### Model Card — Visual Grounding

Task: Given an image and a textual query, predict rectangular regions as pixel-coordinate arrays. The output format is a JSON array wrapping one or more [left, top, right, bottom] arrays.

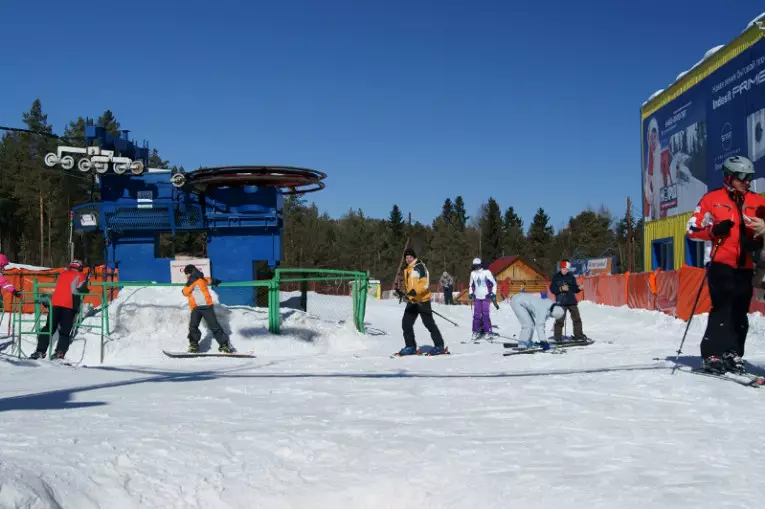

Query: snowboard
[[687, 368, 765, 387], [503, 338, 594, 356], [162, 350, 256, 359]]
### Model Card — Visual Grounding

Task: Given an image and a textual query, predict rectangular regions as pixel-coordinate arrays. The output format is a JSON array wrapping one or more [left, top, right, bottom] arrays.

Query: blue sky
[[2, 1, 763, 231]]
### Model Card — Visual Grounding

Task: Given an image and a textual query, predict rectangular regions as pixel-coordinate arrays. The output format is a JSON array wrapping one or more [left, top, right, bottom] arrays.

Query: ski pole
[[431, 309, 459, 327], [672, 238, 722, 374]]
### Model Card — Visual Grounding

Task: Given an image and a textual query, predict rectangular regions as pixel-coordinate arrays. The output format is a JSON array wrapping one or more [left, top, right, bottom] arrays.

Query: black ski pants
[[443, 286, 453, 305], [700, 262, 753, 359], [189, 306, 230, 346], [553, 304, 584, 339], [36, 306, 76, 355], [402, 301, 444, 349]]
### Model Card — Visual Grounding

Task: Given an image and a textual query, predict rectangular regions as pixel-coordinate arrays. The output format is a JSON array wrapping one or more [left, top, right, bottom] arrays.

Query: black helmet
[[183, 264, 196, 275]]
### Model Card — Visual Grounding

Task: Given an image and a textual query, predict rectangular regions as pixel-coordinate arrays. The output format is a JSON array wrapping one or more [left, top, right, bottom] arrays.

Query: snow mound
[[0, 460, 62, 509], [744, 11, 765, 31], [59, 286, 368, 365], [5, 263, 51, 271]]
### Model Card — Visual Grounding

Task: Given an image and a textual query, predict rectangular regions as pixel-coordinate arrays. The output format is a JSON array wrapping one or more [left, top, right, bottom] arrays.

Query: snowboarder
[[439, 271, 454, 305], [182, 264, 234, 353], [509, 292, 565, 348], [468, 258, 496, 340], [549, 260, 586, 342], [687, 155, 765, 374], [394, 248, 447, 355], [0, 254, 21, 300], [30, 259, 89, 360]]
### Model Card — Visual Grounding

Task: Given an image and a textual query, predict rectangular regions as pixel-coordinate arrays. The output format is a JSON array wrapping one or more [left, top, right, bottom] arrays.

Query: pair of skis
[[502, 337, 594, 356], [686, 367, 765, 387]]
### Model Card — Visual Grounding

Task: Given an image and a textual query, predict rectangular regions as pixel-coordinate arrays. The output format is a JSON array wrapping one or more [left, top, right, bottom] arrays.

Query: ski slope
[[1, 288, 765, 509]]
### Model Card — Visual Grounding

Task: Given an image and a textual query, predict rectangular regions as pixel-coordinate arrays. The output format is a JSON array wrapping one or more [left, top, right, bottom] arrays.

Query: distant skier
[[182, 264, 234, 353], [549, 260, 587, 342], [687, 155, 765, 374], [439, 271, 454, 305], [0, 254, 21, 299], [30, 260, 89, 360], [509, 292, 565, 348], [394, 248, 447, 355], [468, 258, 496, 340]]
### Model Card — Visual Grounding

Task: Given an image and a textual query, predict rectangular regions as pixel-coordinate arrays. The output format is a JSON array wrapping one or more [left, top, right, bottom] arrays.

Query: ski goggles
[[727, 171, 754, 182]]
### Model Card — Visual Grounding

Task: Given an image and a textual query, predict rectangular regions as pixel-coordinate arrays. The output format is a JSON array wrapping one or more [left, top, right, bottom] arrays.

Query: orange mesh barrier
[[627, 272, 654, 310], [576, 276, 584, 302], [654, 270, 679, 316], [676, 266, 711, 321], [2, 266, 118, 313], [582, 276, 599, 304]]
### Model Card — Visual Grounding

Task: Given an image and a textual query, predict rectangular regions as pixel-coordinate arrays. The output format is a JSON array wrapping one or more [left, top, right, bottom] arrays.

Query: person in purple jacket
[[0, 254, 21, 299], [468, 258, 497, 340]]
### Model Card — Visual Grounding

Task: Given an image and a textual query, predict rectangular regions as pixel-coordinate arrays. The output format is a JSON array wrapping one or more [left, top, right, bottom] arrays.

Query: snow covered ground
[[1, 288, 765, 508]]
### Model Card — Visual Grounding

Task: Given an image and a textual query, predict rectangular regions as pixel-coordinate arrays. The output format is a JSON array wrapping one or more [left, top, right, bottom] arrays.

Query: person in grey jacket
[[509, 292, 565, 348]]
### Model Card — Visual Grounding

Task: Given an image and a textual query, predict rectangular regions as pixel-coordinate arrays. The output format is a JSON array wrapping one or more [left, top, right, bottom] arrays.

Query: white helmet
[[550, 304, 565, 321], [472, 257, 482, 266]]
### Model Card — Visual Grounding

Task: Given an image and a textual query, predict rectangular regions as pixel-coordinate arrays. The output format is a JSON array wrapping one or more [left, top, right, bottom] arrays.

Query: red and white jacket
[[687, 188, 765, 270]]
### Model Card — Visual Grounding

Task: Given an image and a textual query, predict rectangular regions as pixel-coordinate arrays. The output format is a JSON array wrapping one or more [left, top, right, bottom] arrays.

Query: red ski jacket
[[51, 269, 86, 309], [687, 187, 765, 270]]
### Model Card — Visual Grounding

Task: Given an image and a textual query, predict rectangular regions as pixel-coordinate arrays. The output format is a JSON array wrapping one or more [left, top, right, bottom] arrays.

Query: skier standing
[[468, 258, 496, 340], [549, 260, 586, 342], [394, 248, 447, 355], [182, 264, 234, 353], [0, 254, 21, 299], [687, 155, 765, 374], [30, 260, 88, 360], [439, 271, 454, 305], [509, 292, 565, 348]]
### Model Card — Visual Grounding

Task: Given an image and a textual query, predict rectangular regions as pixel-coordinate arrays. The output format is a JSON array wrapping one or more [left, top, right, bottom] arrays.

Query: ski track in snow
[[1, 288, 765, 508]]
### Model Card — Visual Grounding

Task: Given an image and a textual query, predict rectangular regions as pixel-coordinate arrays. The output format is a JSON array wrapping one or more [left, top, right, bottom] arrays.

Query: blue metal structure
[[48, 124, 325, 306]]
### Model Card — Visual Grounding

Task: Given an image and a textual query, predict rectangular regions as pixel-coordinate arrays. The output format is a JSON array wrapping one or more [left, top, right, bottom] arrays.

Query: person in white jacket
[[509, 292, 565, 348], [468, 258, 497, 340]]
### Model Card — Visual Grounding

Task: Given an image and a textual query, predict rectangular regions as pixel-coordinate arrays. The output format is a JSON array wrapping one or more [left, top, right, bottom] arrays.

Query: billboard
[[642, 37, 765, 220], [559, 257, 615, 277]]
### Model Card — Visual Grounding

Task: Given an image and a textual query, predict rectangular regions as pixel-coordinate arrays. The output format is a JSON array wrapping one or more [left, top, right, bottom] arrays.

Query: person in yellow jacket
[[182, 264, 234, 353], [394, 248, 447, 356]]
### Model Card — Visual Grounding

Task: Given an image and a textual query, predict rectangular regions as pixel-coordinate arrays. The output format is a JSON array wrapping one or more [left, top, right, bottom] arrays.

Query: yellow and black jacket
[[403, 258, 432, 303]]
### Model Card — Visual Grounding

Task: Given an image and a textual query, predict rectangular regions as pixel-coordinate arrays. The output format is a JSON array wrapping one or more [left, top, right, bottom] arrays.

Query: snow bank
[[0, 460, 62, 509], [5, 263, 51, 271], [28, 286, 370, 365]]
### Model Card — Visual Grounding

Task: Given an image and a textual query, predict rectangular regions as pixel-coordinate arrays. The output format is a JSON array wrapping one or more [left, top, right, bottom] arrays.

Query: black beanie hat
[[404, 248, 417, 259]]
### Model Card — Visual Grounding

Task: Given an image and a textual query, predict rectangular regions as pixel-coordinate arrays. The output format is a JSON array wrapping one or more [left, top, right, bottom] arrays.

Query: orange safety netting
[[1, 266, 119, 313]]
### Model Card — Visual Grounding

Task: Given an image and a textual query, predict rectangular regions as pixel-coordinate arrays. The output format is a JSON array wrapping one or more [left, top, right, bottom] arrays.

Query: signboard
[[643, 37, 765, 220], [137, 190, 153, 209], [170, 258, 211, 283], [562, 257, 615, 277]]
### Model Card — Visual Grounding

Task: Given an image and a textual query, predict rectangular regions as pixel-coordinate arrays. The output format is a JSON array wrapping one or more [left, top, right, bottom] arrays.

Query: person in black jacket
[[549, 260, 586, 341]]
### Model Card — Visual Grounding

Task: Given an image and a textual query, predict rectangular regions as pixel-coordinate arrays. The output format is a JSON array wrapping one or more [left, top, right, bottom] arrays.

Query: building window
[[685, 237, 707, 268], [652, 238, 674, 271]]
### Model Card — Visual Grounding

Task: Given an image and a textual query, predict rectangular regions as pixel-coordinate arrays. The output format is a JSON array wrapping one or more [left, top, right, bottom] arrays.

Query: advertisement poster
[[561, 258, 614, 277], [642, 37, 765, 220], [643, 94, 708, 221]]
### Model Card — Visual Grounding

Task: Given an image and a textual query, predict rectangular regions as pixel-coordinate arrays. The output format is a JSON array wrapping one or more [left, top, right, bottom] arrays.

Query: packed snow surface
[[2, 287, 765, 508]]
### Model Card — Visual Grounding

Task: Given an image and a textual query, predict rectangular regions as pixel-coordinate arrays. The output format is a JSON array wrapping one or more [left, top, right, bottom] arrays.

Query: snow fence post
[[356, 271, 369, 333], [269, 271, 280, 334]]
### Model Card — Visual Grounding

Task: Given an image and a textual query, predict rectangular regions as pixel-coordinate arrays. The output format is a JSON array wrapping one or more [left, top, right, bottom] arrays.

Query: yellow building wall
[[643, 213, 692, 271]]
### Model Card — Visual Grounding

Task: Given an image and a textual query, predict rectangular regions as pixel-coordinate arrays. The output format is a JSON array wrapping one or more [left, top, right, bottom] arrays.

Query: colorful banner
[[642, 37, 765, 220], [564, 257, 615, 277]]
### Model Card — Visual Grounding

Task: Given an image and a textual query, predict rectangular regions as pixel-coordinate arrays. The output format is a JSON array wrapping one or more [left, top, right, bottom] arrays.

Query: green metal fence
[[8, 268, 369, 363]]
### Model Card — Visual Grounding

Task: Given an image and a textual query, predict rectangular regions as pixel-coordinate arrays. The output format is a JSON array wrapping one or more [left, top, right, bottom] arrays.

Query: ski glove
[[12, 289, 21, 298], [560, 284, 570, 292], [712, 219, 734, 237], [211, 278, 222, 287], [407, 289, 416, 297]]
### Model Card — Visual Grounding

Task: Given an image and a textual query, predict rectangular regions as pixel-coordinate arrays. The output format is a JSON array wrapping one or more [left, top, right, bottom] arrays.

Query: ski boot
[[29, 351, 46, 360], [396, 345, 418, 356], [471, 332, 483, 342], [218, 342, 234, 354], [52, 352, 66, 360], [723, 351, 745, 374], [424, 345, 449, 356], [702, 355, 725, 374], [188, 342, 200, 353]]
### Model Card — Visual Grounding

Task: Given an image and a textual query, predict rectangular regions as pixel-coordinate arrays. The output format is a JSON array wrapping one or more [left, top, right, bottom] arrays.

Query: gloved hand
[[211, 278, 222, 287], [468, 294, 474, 301], [560, 284, 569, 292], [394, 287, 405, 299], [488, 293, 495, 300], [12, 289, 21, 298], [712, 219, 734, 237], [744, 236, 764, 254], [407, 289, 416, 300]]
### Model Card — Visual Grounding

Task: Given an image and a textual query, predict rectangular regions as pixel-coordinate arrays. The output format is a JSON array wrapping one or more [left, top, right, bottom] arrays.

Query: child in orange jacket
[[181, 264, 234, 353]]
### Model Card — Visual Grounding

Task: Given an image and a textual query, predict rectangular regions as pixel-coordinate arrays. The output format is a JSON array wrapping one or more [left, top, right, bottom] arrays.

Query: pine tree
[[98, 110, 121, 135], [478, 198, 504, 263], [454, 196, 468, 231], [527, 207, 555, 273], [441, 198, 454, 223], [502, 206, 526, 257]]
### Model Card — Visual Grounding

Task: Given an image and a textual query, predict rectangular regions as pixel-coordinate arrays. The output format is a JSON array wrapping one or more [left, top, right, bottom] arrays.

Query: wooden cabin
[[456, 255, 550, 304]]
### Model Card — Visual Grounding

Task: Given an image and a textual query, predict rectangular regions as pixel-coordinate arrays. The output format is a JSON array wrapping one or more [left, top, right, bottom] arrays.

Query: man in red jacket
[[30, 259, 89, 360], [687, 155, 765, 374]]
